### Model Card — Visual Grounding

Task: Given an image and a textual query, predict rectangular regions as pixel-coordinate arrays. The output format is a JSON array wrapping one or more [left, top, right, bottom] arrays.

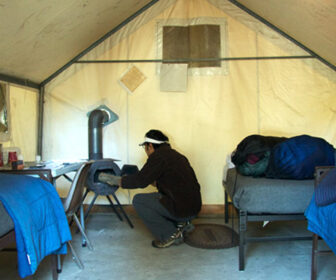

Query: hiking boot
[[152, 230, 183, 248], [176, 221, 195, 234]]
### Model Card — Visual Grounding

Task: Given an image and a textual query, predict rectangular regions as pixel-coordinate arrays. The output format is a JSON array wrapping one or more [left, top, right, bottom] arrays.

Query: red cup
[[8, 152, 17, 164]]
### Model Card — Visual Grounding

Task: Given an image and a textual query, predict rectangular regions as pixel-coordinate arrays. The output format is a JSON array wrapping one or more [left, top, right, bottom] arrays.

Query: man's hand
[[98, 172, 122, 187]]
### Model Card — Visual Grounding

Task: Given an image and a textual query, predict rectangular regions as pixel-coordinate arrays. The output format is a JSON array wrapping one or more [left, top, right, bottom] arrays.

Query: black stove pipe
[[88, 109, 109, 160]]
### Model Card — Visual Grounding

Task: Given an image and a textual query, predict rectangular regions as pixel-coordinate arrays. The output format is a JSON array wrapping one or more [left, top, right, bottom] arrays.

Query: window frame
[[156, 17, 229, 76], [0, 82, 11, 142]]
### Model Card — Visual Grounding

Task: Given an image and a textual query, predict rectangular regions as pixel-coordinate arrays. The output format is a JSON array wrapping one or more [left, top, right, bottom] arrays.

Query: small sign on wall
[[119, 65, 146, 94]]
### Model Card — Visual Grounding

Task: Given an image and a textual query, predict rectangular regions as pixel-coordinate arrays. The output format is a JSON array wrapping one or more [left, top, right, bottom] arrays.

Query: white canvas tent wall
[[0, 0, 336, 206], [0, 85, 39, 162]]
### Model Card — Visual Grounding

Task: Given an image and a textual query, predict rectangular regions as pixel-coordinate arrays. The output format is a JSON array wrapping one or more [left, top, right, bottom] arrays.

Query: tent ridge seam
[[228, 0, 336, 72]]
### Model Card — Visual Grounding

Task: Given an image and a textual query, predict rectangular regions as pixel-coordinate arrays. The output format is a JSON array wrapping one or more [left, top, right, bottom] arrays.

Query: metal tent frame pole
[[37, 86, 45, 156], [76, 55, 314, 64], [3, 0, 336, 158], [227, 0, 336, 72], [37, 0, 160, 157], [0, 73, 39, 89], [39, 0, 160, 88]]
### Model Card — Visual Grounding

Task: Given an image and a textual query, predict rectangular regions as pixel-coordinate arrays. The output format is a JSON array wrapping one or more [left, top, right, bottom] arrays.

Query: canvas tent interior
[[0, 0, 335, 205]]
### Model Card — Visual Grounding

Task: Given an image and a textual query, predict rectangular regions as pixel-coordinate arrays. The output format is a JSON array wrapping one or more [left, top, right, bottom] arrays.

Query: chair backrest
[[63, 161, 93, 214]]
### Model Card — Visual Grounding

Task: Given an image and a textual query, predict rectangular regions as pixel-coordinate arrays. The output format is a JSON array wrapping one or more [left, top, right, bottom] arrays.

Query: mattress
[[223, 168, 314, 214], [0, 202, 14, 237]]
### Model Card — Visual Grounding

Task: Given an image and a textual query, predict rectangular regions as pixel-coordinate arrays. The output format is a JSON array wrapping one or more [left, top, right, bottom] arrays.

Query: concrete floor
[[0, 213, 335, 280]]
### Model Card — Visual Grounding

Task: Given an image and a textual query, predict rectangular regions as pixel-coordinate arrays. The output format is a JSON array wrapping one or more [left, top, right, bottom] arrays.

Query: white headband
[[139, 137, 168, 146]]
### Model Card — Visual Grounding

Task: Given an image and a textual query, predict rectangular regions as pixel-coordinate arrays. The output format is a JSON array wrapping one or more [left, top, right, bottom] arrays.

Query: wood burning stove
[[83, 108, 133, 228]]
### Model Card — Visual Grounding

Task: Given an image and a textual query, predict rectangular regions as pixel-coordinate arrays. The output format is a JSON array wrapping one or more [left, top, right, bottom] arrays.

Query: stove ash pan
[[86, 159, 121, 195]]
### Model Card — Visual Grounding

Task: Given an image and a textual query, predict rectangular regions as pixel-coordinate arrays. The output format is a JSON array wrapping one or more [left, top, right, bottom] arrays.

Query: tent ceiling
[[0, 0, 154, 85], [0, 0, 335, 86], [235, 0, 336, 68]]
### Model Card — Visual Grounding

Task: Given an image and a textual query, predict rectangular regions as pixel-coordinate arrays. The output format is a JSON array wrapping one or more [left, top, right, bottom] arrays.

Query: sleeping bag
[[231, 134, 287, 166], [231, 134, 287, 176], [265, 135, 335, 180]]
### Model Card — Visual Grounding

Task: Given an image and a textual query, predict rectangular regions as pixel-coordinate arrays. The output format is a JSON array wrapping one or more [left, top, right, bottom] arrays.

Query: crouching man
[[99, 129, 202, 248]]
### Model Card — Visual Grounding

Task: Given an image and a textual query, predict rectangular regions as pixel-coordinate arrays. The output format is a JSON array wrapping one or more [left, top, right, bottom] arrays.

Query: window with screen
[[162, 24, 221, 68], [156, 18, 228, 76]]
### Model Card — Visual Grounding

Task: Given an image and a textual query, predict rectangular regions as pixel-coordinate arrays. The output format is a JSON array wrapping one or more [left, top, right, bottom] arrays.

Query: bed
[[0, 172, 71, 279], [223, 168, 314, 270], [0, 201, 14, 240], [305, 167, 336, 280]]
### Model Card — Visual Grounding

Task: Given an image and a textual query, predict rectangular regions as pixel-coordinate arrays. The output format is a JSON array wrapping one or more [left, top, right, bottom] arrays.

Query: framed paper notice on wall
[[119, 65, 146, 94]]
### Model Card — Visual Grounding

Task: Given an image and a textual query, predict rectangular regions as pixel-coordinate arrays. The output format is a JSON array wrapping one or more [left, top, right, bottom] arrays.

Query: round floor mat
[[184, 223, 239, 249]]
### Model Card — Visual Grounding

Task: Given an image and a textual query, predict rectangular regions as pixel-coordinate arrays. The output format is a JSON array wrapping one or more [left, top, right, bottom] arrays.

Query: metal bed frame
[[224, 189, 311, 271]]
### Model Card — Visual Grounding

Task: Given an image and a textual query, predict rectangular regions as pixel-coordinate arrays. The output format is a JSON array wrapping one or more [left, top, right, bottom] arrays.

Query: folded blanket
[[305, 193, 336, 255], [0, 174, 71, 278], [315, 169, 336, 206]]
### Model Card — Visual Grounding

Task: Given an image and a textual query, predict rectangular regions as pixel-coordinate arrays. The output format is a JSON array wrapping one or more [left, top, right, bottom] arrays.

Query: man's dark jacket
[[121, 144, 202, 218]]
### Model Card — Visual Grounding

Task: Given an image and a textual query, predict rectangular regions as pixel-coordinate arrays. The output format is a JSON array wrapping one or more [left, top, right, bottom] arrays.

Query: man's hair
[[145, 129, 169, 149]]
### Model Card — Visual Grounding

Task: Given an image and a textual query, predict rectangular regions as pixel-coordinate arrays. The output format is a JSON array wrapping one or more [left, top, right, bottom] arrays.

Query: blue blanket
[[315, 169, 336, 206], [0, 174, 71, 278], [305, 193, 336, 255]]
